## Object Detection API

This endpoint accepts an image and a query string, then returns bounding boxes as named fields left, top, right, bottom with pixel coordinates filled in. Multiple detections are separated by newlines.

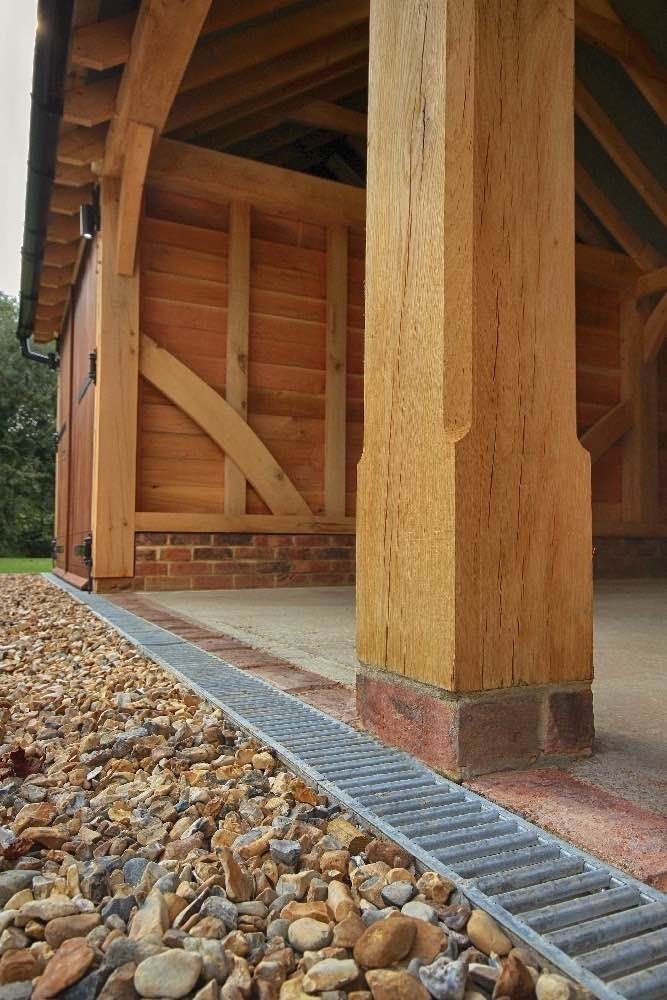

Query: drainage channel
left=48, top=575, right=667, bottom=1000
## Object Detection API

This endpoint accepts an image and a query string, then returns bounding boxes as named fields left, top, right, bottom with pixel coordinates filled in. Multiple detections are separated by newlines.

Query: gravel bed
left=0, top=575, right=579, bottom=1000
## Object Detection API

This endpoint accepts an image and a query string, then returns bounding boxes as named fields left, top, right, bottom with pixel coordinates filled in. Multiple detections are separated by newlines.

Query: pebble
left=466, top=910, right=512, bottom=957
left=0, top=575, right=566, bottom=1000
left=353, top=917, right=416, bottom=968
left=288, top=917, right=333, bottom=952
left=134, top=951, right=203, bottom=998
left=302, top=958, right=360, bottom=992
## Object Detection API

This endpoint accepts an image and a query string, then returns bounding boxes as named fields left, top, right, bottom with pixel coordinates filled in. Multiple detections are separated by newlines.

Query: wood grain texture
left=357, top=0, right=592, bottom=693
left=325, top=225, right=348, bottom=517
left=91, top=178, right=139, bottom=579
left=116, top=121, right=154, bottom=276
left=140, top=334, right=310, bottom=516
left=225, top=202, right=251, bottom=515
left=148, top=139, right=366, bottom=227
left=643, top=291, right=667, bottom=365
left=135, top=512, right=354, bottom=533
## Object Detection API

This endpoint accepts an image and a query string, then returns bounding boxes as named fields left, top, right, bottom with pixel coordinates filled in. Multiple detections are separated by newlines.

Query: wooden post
left=224, top=201, right=251, bottom=516
left=356, top=0, right=593, bottom=777
left=621, top=295, right=659, bottom=527
left=325, top=224, right=348, bottom=518
left=91, top=177, right=140, bottom=583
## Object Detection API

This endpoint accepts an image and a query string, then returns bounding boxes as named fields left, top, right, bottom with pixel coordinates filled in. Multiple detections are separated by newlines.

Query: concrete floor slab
left=147, top=579, right=667, bottom=813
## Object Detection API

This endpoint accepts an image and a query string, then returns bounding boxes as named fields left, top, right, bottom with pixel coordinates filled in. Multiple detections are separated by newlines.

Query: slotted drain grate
left=48, top=575, right=667, bottom=1000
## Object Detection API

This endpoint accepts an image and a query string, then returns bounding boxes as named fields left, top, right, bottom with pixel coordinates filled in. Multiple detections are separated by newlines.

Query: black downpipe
left=15, top=0, right=75, bottom=368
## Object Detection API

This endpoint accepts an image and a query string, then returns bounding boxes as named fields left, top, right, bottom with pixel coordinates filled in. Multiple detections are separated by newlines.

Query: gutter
left=15, top=0, right=76, bottom=369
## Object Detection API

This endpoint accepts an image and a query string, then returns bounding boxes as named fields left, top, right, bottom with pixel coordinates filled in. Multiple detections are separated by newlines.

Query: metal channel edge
left=44, top=574, right=667, bottom=1000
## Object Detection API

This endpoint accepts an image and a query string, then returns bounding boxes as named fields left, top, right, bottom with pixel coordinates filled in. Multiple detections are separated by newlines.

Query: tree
left=0, top=293, right=56, bottom=555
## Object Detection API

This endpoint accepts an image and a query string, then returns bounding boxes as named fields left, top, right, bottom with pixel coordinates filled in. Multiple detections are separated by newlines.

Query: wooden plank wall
left=136, top=186, right=365, bottom=520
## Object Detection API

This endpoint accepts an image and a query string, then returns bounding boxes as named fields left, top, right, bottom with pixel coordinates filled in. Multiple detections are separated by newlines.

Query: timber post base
left=356, top=669, right=594, bottom=781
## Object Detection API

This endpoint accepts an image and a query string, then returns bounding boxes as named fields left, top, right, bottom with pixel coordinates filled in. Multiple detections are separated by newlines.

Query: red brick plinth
left=356, top=671, right=593, bottom=780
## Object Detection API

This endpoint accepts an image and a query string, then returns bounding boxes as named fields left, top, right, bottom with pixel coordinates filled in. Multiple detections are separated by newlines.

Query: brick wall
left=593, top=536, right=667, bottom=577
left=132, top=532, right=356, bottom=591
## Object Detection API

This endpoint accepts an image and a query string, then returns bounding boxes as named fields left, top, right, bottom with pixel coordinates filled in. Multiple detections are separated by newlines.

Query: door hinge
left=88, top=350, right=97, bottom=385
left=73, top=533, right=93, bottom=570
left=51, top=539, right=64, bottom=558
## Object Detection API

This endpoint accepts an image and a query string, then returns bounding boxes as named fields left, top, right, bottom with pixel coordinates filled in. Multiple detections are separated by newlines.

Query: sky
left=0, top=1, right=39, bottom=297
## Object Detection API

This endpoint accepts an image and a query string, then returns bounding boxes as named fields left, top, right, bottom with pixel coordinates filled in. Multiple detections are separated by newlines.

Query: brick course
left=130, top=532, right=356, bottom=591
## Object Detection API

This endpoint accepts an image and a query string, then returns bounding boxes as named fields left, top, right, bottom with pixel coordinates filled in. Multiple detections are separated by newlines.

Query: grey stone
left=183, top=938, right=229, bottom=983
left=134, top=950, right=202, bottom=998
left=61, top=967, right=113, bottom=1000
left=122, top=858, right=149, bottom=886
left=380, top=881, right=415, bottom=908
left=267, top=919, right=289, bottom=942
left=269, top=839, right=301, bottom=867
left=401, top=900, right=438, bottom=923
left=199, top=896, right=238, bottom=930
left=102, top=895, right=136, bottom=923
left=0, top=984, right=33, bottom=1000
left=419, top=955, right=469, bottom=1000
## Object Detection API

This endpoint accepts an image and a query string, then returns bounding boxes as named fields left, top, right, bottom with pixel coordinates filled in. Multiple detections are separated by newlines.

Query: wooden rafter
left=46, top=213, right=80, bottom=244
left=643, top=291, right=667, bottom=364
left=575, top=81, right=667, bottom=227
left=575, top=201, right=610, bottom=247
left=579, top=399, right=633, bottom=463
left=140, top=334, right=310, bottom=517
left=289, top=99, right=367, bottom=137
left=168, top=28, right=369, bottom=137
left=575, top=0, right=667, bottom=124
left=575, top=244, right=640, bottom=290
left=40, top=266, right=74, bottom=288
left=575, top=163, right=662, bottom=270
left=135, top=513, right=355, bottom=534
left=176, top=64, right=368, bottom=151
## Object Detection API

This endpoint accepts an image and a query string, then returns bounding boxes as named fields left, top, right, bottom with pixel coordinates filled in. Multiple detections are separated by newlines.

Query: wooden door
left=66, top=244, right=97, bottom=583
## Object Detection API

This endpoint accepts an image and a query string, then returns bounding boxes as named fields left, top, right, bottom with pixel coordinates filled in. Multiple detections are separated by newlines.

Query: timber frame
left=15, top=0, right=667, bottom=595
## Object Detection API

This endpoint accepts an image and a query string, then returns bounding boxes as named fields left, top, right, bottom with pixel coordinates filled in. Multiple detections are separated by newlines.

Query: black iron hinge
left=76, top=351, right=97, bottom=403
left=53, top=422, right=66, bottom=454
left=73, top=533, right=93, bottom=570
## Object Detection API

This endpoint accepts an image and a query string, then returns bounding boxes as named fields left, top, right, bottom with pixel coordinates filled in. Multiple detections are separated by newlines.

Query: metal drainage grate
left=48, top=575, right=667, bottom=1000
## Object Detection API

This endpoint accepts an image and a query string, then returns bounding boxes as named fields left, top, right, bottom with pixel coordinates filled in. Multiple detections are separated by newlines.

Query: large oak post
left=356, top=0, right=594, bottom=777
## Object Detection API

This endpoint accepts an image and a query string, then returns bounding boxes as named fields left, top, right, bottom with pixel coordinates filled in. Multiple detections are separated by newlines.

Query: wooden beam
left=91, top=178, right=140, bottom=579
left=575, top=244, right=641, bottom=289
left=575, top=81, right=667, bottom=227
left=325, top=225, right=348, bottom=518
left=224, top=202, right=251, bottom=516
left=135, top=512, right=356, bottom=534
left=580, top=399, right=633, bottom=463
left=38, top=286, right=69, bottom=307
left=290, top=99, right=367, bottom=137
left=103, top=0, right=213, bottom=177
left=574, top=3, right=667, bottom=84
left=168, top=29, right=368, bottom=136
left=70, top=1, right=300, bottom=72
left=326, top=153, right=364, bottom=186
left=115, top=121, right=153, bottom=276
left=140, top=334, right=310, bottom=517
left=50, top=184, right=93, bottom=215
left=148, top=139, right=366, bottom=228
left=575, top=163, right=663, bottom=270
left=620, top=295, right=659, bottom=525
left=636, top=264, right=667, bottom=299
left=643, top=290, right=667, bottom=364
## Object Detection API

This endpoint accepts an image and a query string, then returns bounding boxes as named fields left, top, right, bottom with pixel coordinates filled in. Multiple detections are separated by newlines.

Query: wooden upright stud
left=91, top=177, right=140, bottom=583
left=356, top=0, right=593, bottom=778
left=325, top=224, right=348, bottom=518
left=620, top=296, right=659, bottom=528
left=224, top=202, right=251, bottom=516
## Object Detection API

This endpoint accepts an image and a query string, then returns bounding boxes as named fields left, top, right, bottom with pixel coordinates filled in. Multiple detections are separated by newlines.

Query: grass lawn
left=0, top=557, right=53, bottom=574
